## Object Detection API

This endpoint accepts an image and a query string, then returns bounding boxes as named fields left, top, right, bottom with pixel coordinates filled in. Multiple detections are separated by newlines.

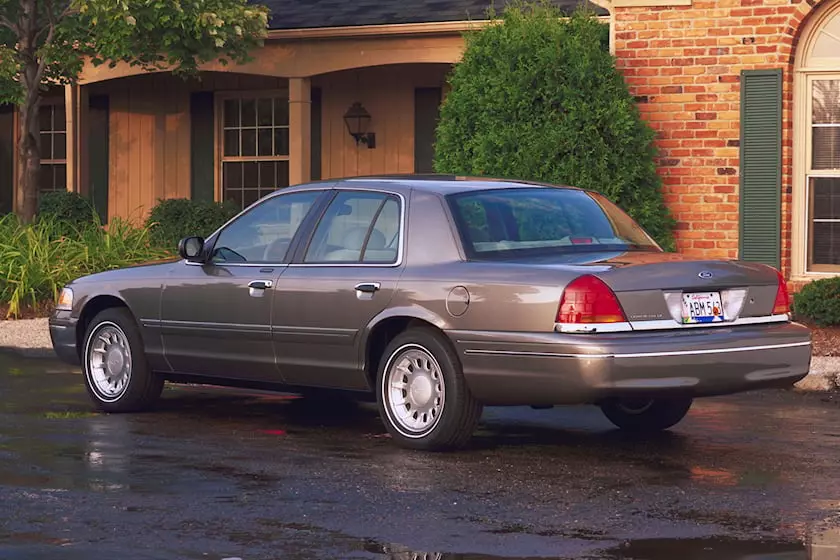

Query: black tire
left=82, top=307, right=164, bottom=413
left=600, top=397, right=693, bottom=432
left=376, top=328, right=482, bottom=451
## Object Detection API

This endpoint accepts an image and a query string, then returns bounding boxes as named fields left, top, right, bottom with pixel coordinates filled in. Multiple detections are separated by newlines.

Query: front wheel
left=82, top=308, right=164, bottom=413
left=376, top=328, right=482, bottom=451
left=600, top=397, right=692, bottom=432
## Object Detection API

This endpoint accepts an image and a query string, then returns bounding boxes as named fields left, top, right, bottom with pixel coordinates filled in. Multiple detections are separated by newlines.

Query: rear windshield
left=447, top=187, right=660, bottom=259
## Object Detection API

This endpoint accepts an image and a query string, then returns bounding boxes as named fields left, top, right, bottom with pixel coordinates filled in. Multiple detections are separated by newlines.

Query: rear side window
left=304, top=191, right=401, bottom=264
left=448, top=188, right=659, bottom=259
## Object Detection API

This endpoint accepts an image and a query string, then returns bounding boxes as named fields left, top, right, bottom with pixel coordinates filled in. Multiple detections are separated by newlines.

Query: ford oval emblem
left=698, top=271, right=714, bottom=279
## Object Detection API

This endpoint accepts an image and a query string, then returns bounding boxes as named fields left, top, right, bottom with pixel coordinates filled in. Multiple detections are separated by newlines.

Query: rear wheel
left=600, top=397, right=692, bottom=432
left=82, top=308, right=164, bottom=413
left=376, top=328, right=482, bottom=451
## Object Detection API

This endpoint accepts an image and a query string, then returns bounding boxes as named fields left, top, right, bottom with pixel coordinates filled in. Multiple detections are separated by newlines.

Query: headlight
left=56, top=287, right=74, bottom=311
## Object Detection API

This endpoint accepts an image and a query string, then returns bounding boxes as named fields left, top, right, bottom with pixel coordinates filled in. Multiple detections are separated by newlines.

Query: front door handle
left=354, top=282, right=381, bottom=293
left=248, top=280, right=273, bottom=290
left=248, top=279, right=273, bottom=298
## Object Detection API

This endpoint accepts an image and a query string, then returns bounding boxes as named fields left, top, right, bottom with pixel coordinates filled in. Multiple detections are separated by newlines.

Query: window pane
left=241, top=129, right=256, bottom=157
left=40, top=132, right=53, bottom=160
left=53, top=132, right=66, bottom=159
left=276, top=160, right=290, bottom=189
left=257, top=128, right=273, bottom=157
left=257, top=98, right=273, bottom=126
left=813, top=80, right=840, bottom=124
left=810, top=177, right=840, bottom=267
left=223, top=130, right=240, bottom=157
left=274, top=128, right=289, bottom=156
left=39, top=164, right=54, bottom=191
left=274, top=98, right=289, bottom=126
left=223, top=99, right=240, bottom=127
left=812, top=30, right=840, bottom=59
left=258, top=161, right=275, bottom=188
left=241, top=99, right=257, bottom=127
left=53, top=105, right=66, bottom=132
left=363, top=198, right=400, bottom=263
left=225, top=189, right=242, bottom=210
left=813, top=127, right=840, bottom=170
left=224, top=162, right=243, bottom=190
left=243, top=161, right=258, bottom=188
left=211, top=191, right=321, bottom=263
left=39, top=106, right=52, bottom=132
left=53, top=164, right=66, bottom=189
left=304, top=191, right=389, bottom=263
left=243, top=189, right=260, bottom=208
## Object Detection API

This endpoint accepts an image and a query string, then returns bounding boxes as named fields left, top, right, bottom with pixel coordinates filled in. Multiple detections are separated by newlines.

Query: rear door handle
left=354, top=282, right=381, bottom=293
left=248, top=280, right=273, bottom=290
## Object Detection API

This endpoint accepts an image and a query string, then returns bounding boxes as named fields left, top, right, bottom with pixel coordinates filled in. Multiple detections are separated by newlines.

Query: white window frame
left=39, top=99, right=67, bottom=193
left=214, top=89, right=290, bottom=209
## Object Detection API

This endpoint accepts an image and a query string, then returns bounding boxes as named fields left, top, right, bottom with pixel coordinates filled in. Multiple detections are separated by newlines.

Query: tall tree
left=0, top=0, right=268, bottom=222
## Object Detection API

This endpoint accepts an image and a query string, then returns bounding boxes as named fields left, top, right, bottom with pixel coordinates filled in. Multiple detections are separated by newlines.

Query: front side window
left=304, top=191, right=401, bottom=264
left=808, top=78, right=840, bottom=271
left=221, top=95, right=290, bottom=210
left=211, top=190, right=320, bottom=264
left=448, top=188, right=659, bottom=259
left=39, top=103, right=67, bottom=193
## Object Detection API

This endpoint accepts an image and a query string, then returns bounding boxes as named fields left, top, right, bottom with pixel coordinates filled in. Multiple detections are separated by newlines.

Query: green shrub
left=146, top=198, right=240, bottom=249
left=0, top=214, right=171, bottom=318
left=38, top=191, right=97, bottom=236
left=434, top=1, right=676, bottom=249
left=792, top=277, right=840, bottom=326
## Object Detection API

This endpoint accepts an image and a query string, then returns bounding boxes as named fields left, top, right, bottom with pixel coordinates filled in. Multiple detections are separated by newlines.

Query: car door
left=273, top=188, right=405, bottom=390
left=160, top=189, right=326, bottom=381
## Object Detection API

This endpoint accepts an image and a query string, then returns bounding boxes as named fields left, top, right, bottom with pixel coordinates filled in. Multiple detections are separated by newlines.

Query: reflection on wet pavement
left=0, top=351, right=838, bottom=559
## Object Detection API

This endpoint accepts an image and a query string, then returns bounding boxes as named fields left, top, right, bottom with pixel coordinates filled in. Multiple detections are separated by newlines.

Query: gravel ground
left=0, top=318, right=837, bottom=389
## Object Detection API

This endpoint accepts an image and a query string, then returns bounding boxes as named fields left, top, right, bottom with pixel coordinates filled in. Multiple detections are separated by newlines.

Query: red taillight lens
left=772, top=269, right=790, bottom=316
left=557, top=275, right=627, bottom=324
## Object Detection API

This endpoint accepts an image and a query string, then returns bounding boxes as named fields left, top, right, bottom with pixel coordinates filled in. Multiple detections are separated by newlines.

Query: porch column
left=63, top=83, right=88, bottom=194
left=289, top=77, right=311, bottom=186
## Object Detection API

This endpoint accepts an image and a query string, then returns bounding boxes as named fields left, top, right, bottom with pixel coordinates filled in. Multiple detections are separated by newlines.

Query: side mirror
left=178, top=236, right=206, bottom=262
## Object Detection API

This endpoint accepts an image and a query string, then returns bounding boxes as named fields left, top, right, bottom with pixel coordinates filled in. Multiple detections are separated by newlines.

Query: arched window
left=794, top=1, right=840, bottom=276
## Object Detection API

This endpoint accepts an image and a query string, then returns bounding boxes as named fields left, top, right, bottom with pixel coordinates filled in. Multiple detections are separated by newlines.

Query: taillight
left=557, top=275, right=627, bottom=324
left=772, top=269, right=790, bottom=316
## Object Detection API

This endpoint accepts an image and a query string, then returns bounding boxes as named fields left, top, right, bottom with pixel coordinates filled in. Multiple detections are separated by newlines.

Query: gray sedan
left=49, top=176, right=812, bottom=450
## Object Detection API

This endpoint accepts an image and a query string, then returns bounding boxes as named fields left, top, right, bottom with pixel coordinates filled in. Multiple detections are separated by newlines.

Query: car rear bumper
left=451, top=322, right=812, bottom=406
left=49, top=311, right=80, bottom=365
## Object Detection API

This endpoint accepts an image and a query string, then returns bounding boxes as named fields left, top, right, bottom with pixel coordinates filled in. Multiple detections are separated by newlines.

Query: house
left=0, top=0, right=838, bottom=285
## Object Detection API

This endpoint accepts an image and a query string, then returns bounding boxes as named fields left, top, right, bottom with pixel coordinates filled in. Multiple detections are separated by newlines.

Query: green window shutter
left=190, top=91, right=215, bottom=202
left=739, top=69, right=782, bottom=269
left=88, top=95, right=109, bottom=224
left=0, top=104, right=14, bottom=215
left=414, top=87, right=442, bottom=173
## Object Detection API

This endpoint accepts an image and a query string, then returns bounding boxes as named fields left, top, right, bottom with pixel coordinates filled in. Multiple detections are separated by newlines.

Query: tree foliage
left=0, top=0, right=269, bottom=221
left=434, top=1, right=675, bottom=249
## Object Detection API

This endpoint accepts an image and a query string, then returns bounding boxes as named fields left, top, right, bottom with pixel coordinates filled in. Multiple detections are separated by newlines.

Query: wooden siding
left=88, top=73, right=287, bottom=222
left=314, top=65, right=450, bottom=180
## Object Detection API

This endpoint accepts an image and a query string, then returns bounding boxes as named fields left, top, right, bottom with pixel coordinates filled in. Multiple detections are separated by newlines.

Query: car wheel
left=376, top=328, right=483, bottom=451
left=82, top=307, right=164, bottom=413
left=600, top=397, right=692, bottom=432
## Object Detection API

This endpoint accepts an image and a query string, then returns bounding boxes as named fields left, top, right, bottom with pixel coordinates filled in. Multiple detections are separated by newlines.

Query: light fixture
left=343, top=101, right=376, bottom=148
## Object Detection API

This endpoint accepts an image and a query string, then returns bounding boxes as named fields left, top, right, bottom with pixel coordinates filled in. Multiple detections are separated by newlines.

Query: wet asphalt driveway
left=1, top=352, right=839, bottom=560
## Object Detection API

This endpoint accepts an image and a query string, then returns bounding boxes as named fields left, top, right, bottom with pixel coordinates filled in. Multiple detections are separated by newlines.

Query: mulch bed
left=0, top=301, right=54, bottom=321
left=800, top=320, right=840, bottom=357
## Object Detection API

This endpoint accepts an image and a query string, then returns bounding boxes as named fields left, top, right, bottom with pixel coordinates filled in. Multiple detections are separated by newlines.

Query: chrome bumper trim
left=464, top=340, right=811, bottom=360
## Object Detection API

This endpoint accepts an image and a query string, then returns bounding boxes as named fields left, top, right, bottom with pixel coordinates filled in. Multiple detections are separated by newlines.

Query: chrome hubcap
left=87, top=324, right=132, bottom=401
left=386, top=346, right=445, bottom=434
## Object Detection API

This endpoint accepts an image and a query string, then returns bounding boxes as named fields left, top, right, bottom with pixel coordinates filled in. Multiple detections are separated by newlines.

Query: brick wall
left=613, top=0, right=818, bottom=275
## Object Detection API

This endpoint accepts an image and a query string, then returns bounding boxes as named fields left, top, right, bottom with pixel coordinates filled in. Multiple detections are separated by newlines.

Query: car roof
left=334, top=174, right=583, bottom=196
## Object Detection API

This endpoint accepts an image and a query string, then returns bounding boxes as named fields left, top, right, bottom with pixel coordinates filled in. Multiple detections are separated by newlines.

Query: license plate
left=681, top=292, right=724, bottom=324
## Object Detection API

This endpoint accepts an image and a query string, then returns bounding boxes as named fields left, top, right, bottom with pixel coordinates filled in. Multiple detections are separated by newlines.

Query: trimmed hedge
left=792, top=277, right=840, bottom=326
left=145, top=198, right=240, bottom=249
left=434, top=2, right=675, bottom=249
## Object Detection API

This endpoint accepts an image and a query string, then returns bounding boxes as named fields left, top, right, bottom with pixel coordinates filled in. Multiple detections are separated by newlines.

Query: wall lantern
left=343, top=101, right=376, bottom=148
